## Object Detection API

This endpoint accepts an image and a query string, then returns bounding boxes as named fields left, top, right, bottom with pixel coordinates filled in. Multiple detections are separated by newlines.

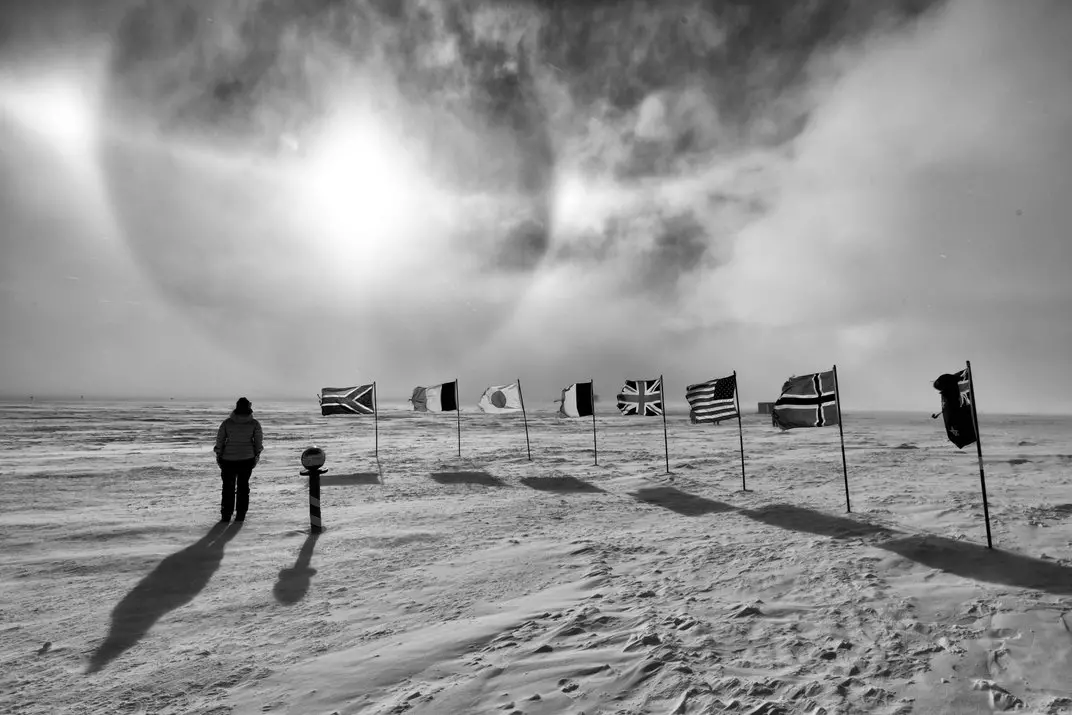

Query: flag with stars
left=319, top=384, right=375, bottom=416
left=478, top=383, right=523, bottom=414
left=932, top=367, right=976, bottom=449
left=772, top=370, right=839, bottom=429
left=686, top=375, right=738, bottom=424
left=616, top=378, right=663, bottom=416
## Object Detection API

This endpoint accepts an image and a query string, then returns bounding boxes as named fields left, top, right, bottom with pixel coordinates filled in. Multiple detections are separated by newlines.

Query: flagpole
left=966, top=360, right=993, bottom=549
left=661, top=374, right=670, bottom=474
left=455, top=378, right=461, bottom=458
left=517, top=377, right=532, bottom=461
left=590, top=379, right=598, bottom=466
left=733, top=370, right=747, bottom=491
left=373, top=381, right=379, bottom=462
left=832, top=365, right=850, bottom=513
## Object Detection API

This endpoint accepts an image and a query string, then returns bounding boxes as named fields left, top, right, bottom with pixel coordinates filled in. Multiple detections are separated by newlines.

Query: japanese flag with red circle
left=478, top=383, right=523, bottom=413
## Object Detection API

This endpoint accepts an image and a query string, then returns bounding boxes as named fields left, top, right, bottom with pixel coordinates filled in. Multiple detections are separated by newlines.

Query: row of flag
left=317, top=367, right=978, bottom=448
left=316, top=363, right=992, bottom=547
left=319, top=373, right=839, bottom=431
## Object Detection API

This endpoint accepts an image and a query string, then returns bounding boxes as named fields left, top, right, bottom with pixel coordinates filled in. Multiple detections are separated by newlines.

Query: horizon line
left=1, top=396, right=1070, bottom=418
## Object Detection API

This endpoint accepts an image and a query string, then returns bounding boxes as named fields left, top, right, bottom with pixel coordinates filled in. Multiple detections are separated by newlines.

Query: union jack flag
left=617, top=378, right=663, bottom=416
left=319, top=384, right=375, bottom=416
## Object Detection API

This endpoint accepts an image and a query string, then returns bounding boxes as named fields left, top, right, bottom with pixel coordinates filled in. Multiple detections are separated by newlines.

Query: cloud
left=3, top=0, right=1072, bottom=411
left=467, top=0, right=1072, bottom=410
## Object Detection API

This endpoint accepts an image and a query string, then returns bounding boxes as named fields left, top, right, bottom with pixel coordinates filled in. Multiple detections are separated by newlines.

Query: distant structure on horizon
left=758, top=402, right=774, bottom=414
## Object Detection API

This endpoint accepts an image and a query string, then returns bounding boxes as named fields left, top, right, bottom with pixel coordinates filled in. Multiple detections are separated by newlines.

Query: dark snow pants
left=220, top=458, right=255, bottom=519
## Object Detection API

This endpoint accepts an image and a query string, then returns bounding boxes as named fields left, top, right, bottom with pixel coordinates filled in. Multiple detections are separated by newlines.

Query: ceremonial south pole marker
left=300, top=446, right=327, bottom=534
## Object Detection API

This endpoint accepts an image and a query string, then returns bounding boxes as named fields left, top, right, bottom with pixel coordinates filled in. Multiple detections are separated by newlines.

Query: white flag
left=478, top=383, right=523, bottom=413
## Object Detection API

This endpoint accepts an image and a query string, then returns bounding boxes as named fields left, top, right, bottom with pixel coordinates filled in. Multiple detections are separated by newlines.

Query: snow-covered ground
left=2, top=402, right=1071, bottom=714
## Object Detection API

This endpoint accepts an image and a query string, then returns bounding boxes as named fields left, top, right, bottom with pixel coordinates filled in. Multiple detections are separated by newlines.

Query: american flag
left=686, top=374, right=738, bottom=423
left=319, top=384, right=375, bottom=416
left=772, top=370, right=839, bottom=429
left=617, top=378, right=663, bottom=416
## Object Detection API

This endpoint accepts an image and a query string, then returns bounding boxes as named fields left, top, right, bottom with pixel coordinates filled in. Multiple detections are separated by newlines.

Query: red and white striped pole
left=300, top=447, right=327, bottom=534
left=307, top=468, right=323, bottom=533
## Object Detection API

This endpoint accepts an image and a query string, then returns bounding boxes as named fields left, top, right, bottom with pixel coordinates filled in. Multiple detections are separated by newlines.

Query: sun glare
left=300, top=114, right=436, bottom=273
left=552, top=172, right=627, bottom=235
left=0, top=74, right=98, bottom=159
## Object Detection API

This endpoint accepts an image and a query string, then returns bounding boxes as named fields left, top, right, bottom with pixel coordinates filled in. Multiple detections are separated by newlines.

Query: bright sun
left=0, top=73, right=99, bottom=160
left=299, top=112, right=437, bottom=272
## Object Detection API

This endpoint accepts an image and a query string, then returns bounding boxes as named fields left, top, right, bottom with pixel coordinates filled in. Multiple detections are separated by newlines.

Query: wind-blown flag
left=558, top=381, right=594, bottom=418
left=686, top=375, right=738, bottom=424
left=932, top=368, right=976, bottom=449
left=410, top=381, right=458, bottom=412
left=772, top=371, right=839, bottom=429
left=478, top=383, right=522, bottom=413
left=319, top=384, right=374, bottom=416
left=617, top=378, right=663, bottom=416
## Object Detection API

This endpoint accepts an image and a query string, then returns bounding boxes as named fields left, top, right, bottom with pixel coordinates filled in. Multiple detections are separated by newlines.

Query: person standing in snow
left=214, top=397, right=263, bottom=522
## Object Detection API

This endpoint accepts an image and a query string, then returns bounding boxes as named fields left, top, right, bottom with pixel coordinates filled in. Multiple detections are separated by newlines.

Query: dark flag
left=319, top=384, right=374, bottom=416
left=617, top=378, right=663, bottom=416
left=772, top=370, right=839, bottom=429
left=686, top=375, right=738, bottom=424
left=932, top=368, right=977, bottom=448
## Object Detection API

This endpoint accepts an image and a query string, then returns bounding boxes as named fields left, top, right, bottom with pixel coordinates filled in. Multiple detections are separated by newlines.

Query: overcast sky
left=2, top=0, right=1071, bottom=413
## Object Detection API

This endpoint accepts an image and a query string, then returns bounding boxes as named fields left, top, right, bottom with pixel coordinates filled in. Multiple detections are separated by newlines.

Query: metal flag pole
left=517, top=377, right=532, bottom=461
left=966, top=360, right=993, bottom=549
left=832, top=364, right=851, bottom=513
left=373, top=381, right=379, bottom=462
left=591, top=379, right=598, bottom=466
left=733, top=370, right=747, bottom=491
left=455, top=378, right=461, bottom=458
left=661, top=374, right=670, bottom=474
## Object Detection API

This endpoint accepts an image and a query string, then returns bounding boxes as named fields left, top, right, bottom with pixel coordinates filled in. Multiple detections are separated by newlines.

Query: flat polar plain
left=1, top=401, right=1071, bottom=715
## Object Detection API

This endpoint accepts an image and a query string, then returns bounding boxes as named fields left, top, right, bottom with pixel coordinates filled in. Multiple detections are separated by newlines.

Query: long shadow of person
left=273, top=533, right=320, bottom=605
left=86, top=520, right=243, bottom=673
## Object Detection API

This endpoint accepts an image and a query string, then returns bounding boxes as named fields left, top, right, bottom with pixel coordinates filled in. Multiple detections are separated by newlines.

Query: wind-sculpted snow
left=2, top=401, right=1072, bottom=712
